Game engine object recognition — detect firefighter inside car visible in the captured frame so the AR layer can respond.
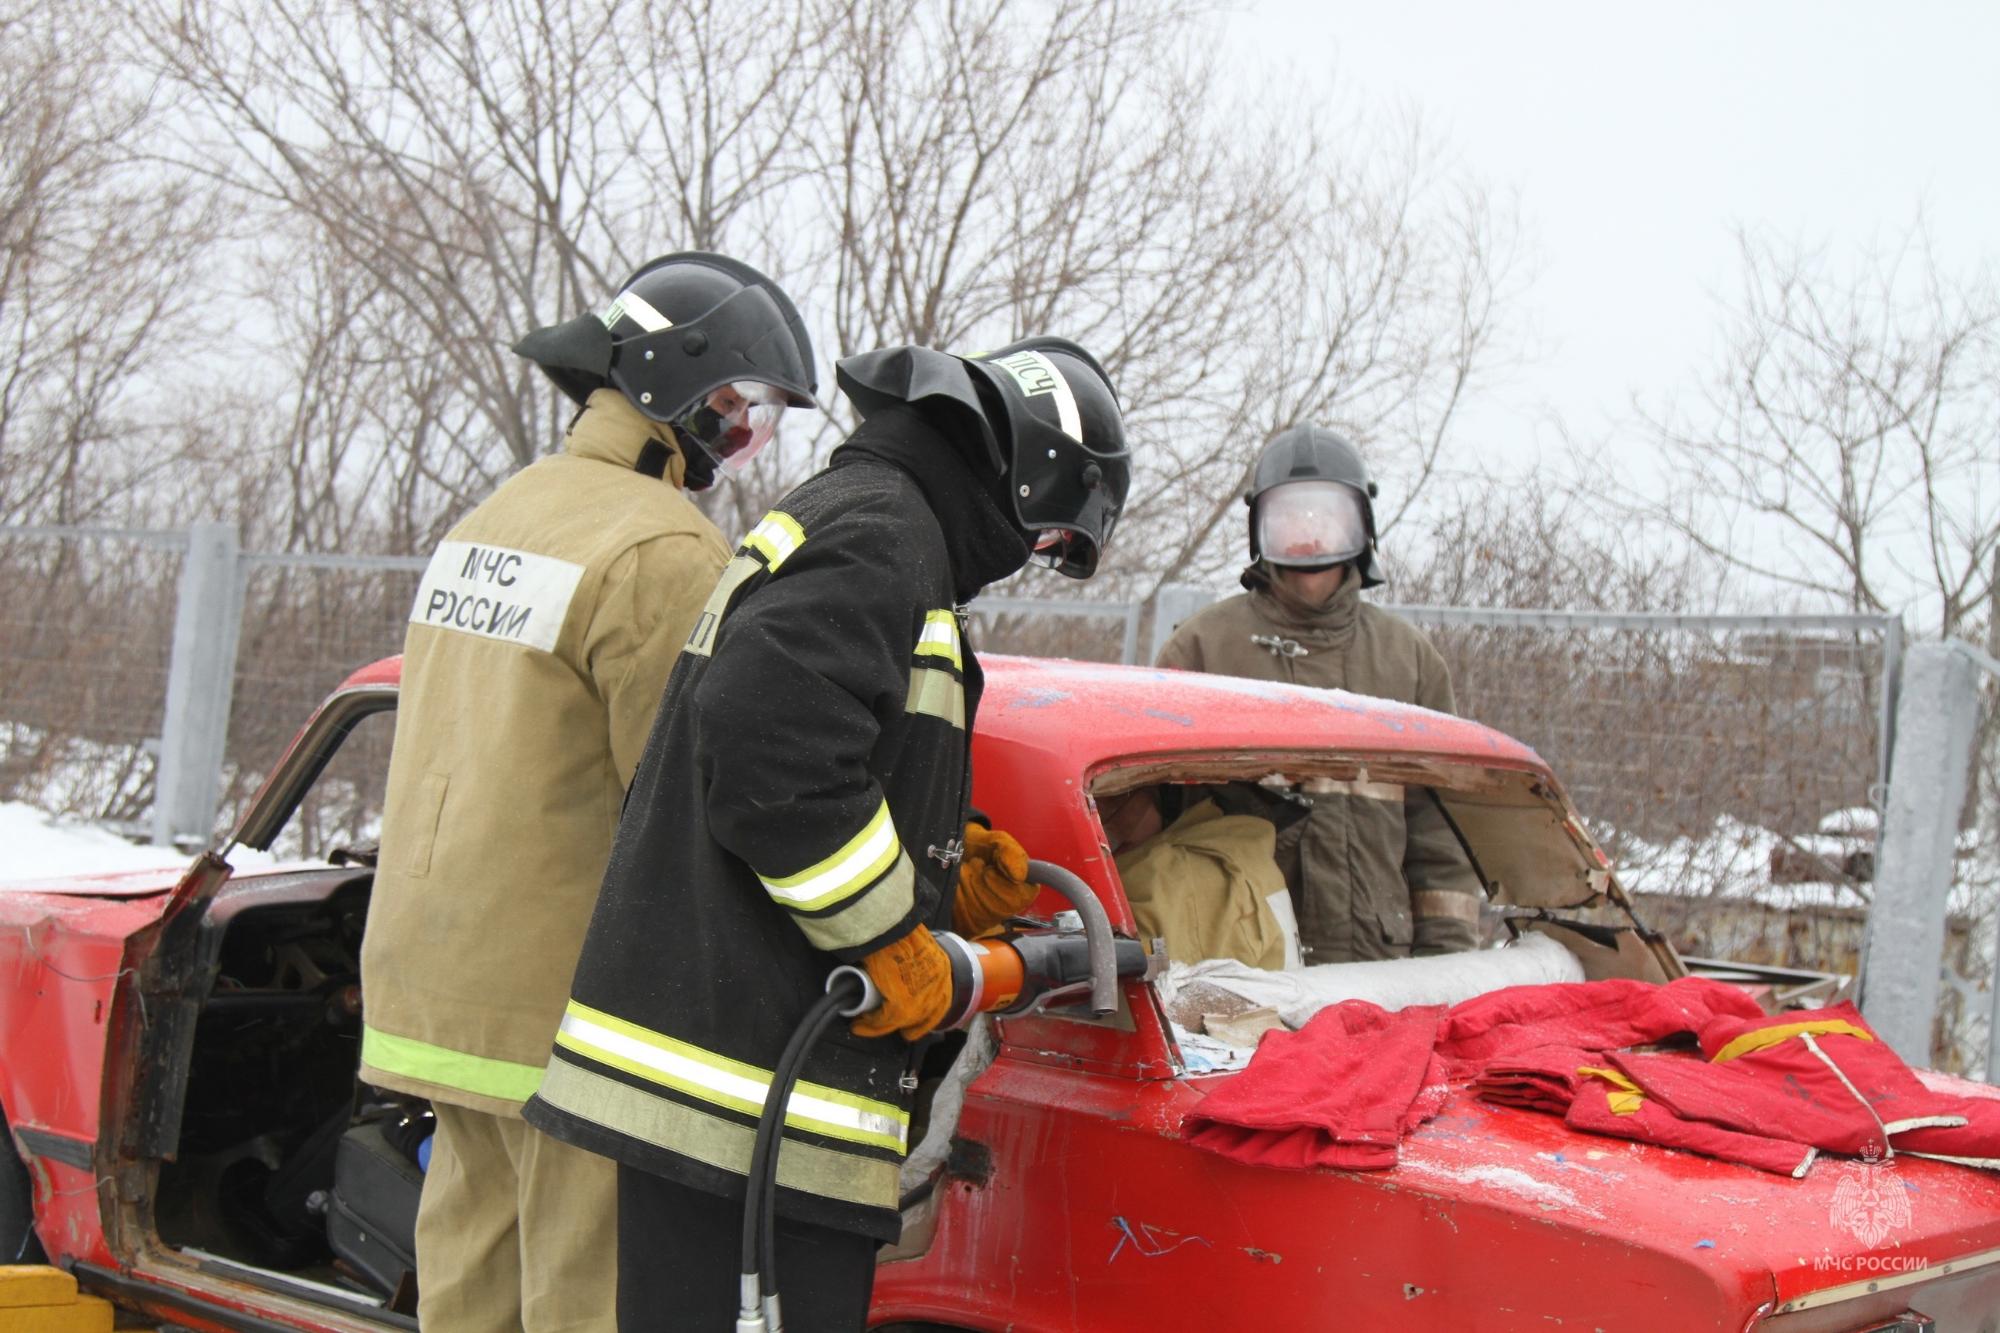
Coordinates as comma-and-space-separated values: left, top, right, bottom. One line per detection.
520, 338, 1132, 1331
359, 253, 818, 1333
1156, 424, 1486, 964
1100, 783, 1304, 971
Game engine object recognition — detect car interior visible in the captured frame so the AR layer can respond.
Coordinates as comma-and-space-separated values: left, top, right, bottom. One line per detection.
1086, 758, 1677, 1070
148, 706, 427, 1320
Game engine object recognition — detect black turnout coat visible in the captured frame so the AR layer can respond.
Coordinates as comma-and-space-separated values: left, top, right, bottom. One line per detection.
525, 408, 1025, 1240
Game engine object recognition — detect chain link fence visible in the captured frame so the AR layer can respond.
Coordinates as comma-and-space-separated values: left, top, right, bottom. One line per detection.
6, 523, 1994, 1069
1404, 609, 1898, 980
0, 526, 186, 829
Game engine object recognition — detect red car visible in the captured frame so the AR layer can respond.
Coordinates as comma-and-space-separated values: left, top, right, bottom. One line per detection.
3, 655, 1997, 1331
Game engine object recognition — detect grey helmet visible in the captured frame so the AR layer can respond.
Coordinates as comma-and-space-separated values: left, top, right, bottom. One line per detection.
836, 338, 1130, 579
513, 252, 817, 487
1244, 424, 1383, 588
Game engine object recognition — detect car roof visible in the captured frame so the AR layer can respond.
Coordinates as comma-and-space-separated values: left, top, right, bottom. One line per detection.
972, 654, 1545, 774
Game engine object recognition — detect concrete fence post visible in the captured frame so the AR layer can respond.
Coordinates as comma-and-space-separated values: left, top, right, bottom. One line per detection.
153, 522, 244, 849
1148, 583, 1218, 666
1859, 643, 1983, 1063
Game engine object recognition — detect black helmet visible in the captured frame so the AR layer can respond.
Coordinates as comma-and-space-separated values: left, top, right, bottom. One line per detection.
1244, 424, 1383, 588
513, 252, 817, 483
835, 337, 1130, 579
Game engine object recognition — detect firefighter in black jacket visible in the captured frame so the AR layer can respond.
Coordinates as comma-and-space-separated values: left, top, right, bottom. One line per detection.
524, 337, 1131, 1331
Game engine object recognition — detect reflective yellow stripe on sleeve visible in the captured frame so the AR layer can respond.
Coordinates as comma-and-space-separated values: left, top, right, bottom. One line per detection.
914, 609, 962, 670
554, 1000, 908, 1153
742, 510, 806, 571
794, 851, 915, 953
905, 666, 966, 728
759, 799, 900, 912
361, 1024, 546, 1103
685, 553, 763, 658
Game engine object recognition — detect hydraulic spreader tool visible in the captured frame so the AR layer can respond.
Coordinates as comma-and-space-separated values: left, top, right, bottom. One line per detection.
735, 860, 1156, 1333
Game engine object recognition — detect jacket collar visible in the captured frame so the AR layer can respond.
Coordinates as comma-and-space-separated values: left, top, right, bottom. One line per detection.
562, 389, 687, 488
1243, 561, 1360, 644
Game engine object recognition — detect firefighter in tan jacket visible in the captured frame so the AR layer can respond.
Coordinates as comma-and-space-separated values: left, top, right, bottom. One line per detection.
1156, 425, 1484, 964
1102, 786, 1300, 970
360, 252, 817, 1333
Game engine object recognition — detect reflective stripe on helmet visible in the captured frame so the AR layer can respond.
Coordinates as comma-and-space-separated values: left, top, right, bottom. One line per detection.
535, 1056, 900, 1207
603, 289, 674, 334
914, 610, 962, 669
361, 1024, 546, 1103
554, 1000, 908, 1153
987, 348, 1082, 442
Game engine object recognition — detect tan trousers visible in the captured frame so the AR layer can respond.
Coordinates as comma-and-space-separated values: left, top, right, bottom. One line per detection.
415, 1102, 618, 1332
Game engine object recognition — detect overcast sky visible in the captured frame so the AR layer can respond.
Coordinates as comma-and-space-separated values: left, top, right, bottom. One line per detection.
1233, 1, 2000, 477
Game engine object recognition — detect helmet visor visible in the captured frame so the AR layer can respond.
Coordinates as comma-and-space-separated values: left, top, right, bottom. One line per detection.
674, 381, 789, 475
1026, 499, 1117, 579
1256, 480, 1370, 568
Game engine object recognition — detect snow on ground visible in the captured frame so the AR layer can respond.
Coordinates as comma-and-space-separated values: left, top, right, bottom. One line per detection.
0, 801, 290, 887
1612, 815, 1865, 910
1607, 811, 1992, 913
0, 801, 198, 882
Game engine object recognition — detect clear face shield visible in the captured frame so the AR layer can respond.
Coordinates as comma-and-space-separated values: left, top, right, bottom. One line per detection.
1255, 479, 1370, 568
674, 381, 790, 476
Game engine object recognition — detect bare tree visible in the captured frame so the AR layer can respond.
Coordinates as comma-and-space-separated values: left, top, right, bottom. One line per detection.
1628, 225, 1999, 637
1124, 117, 1520, 600
130, 0, 834, 541
778, 0, 1520, 594
0, 1, 211, 525
1396, 475, 1720, 613
129, 0, 1518, 576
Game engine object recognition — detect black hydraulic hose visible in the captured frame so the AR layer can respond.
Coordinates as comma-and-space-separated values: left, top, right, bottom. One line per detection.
741, 973, 867, 1331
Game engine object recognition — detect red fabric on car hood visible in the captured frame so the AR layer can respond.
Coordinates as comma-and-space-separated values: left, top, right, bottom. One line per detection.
1185, 977, 1762, 1170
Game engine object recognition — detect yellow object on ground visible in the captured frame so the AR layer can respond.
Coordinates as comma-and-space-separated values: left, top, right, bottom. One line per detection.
0, 1267, 112, 1331
0, 1266, 76, 1307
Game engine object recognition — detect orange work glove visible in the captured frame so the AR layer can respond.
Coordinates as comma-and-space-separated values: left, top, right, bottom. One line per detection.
952, 823, 1035, 937
851, 925, 954, 1041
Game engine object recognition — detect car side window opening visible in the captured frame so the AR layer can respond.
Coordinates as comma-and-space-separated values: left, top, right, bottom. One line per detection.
1092, 762, 1667, 1066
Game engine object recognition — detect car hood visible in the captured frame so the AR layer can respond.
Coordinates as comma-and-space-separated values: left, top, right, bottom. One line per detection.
1379, 1077, 2000, 1316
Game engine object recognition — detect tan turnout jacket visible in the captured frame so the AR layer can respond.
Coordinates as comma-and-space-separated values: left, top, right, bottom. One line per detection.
1155, 570, 1483, 963
1117, 800, 1292, 970
359, 390, 731, 1116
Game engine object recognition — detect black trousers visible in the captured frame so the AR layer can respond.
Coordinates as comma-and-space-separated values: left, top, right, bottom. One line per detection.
615, 1165, 877, 1332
